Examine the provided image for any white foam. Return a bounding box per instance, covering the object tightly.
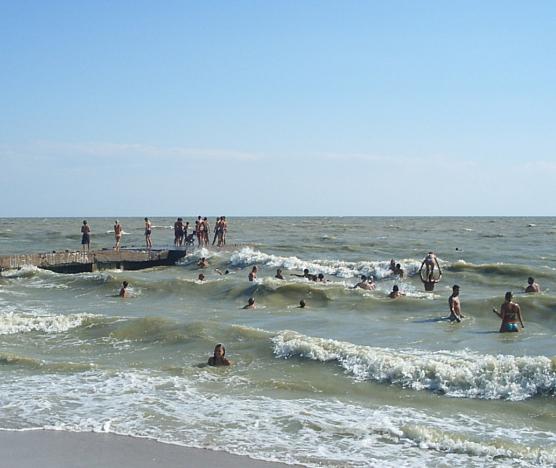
[272,331,556,400]
[0,265,42,278]
[230,247,421,279]
[1,370,553,467]
[0,311,99,335]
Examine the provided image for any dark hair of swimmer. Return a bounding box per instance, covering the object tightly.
[393,285,399,292]
[248,297,255,305]
[453,284,460,290]
[303,269,309,274]
[300,300,306,307]
[318,273,324,279]
[83,220,87,224]
[214,343,225,356]
[361,275,367,280]
[505,291,513,301]
[122,281,128,288]
[224,270,229,274]
[396,264,401,269]
[528,277,534,284]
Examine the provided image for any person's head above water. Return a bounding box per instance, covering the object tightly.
[528,277,535,285]
[299,299,306,308]
[453,284,460,291]
[360,275,367,281]
[248,297,255,305]
[392,285,399,292]
[505,291,513,301]
[122,281,128,288]
[198,273,205,281]
[83,220,87,225]
[303,269,309,275]
[213,343,225,357]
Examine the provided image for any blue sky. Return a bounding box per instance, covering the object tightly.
[1,1,555,216]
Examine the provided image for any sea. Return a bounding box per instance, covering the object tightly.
[0,217,555,467]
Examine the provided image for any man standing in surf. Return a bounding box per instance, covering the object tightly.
[448,285,464,322]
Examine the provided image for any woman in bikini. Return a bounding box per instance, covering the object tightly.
[493,292,524,332]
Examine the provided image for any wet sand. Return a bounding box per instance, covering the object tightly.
[0,430,299,467]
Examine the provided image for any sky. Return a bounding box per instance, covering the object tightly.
[1,1,555,216]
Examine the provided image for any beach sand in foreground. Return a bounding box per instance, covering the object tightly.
[0,430,300,468]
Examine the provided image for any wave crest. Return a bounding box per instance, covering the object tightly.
[230,247,421,279]
[0,312,101,335]
[272,330,556,400]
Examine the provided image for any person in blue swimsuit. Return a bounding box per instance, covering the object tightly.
[493,292,524,332]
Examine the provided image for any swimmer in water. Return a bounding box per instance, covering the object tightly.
[388,285,405,299]
[197,257,209,268]
[290,268,313,280]
[119,281,129,298]
[353,275,375,290]
[525,277,540,293]
[492,292,524,332]
[298,299,306,308]
[198,273,205,281]
[243,297,256,309]
[275,268,284,280]
[207,344,231,366]
[448,285,464,322]
[248,266,258,281]
[393,263,404,278]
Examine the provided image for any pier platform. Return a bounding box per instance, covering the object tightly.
[0,248,187,274]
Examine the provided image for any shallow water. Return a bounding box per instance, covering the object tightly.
[0,217,555,466]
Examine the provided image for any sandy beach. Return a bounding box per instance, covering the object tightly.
[0,430,298,468]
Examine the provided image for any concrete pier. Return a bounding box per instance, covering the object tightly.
[0,248,187,274]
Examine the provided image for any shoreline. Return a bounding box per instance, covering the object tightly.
[0,429,300,468]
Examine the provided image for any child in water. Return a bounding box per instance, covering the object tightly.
[207,344,231,366]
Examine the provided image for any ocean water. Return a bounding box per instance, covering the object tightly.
[0,217,555,467]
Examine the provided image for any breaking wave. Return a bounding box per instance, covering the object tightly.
[272,330,556,400]
[230,247,421,279]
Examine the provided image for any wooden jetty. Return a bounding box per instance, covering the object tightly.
[0,248,187,274]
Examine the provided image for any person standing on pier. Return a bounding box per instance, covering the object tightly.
[81,220,91,252]
[174,218,184,247]
[144,217,152,250]
[114,220,123,251]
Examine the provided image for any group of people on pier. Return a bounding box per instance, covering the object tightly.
[79,216,228,252]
